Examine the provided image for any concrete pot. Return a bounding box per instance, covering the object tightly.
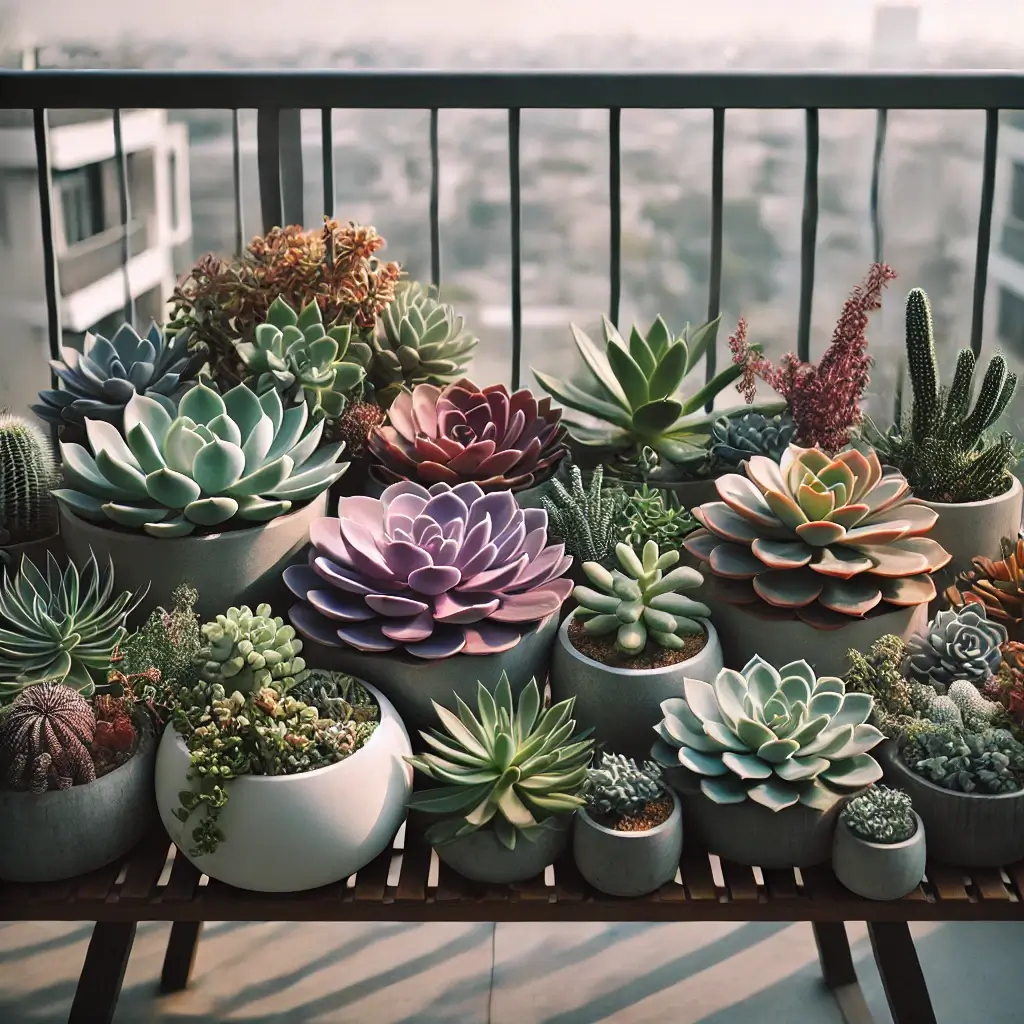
[549,613,724,759]
[884,753,1024,867]
[155,682,412,892]
[0,530,65,572]
[58,492,328,625]
[832,812,926,900]
[301,612,559,741]
[573,790,683,896]
[435,817,570,883]
[0,732,156,883]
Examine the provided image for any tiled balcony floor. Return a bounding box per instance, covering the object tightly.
[0,918,1020,1022]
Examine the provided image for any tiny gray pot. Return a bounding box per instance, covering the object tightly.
[0,732,156,882]
[302,612,559,740]
[832,812,926,901]
[550,613,724,760]
[435,818,570,883]
[573,790,683,897]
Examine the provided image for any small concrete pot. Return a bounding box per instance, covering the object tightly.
[573,790,683,897]
[435,818,570,883]
[59,492,328,624]
[832,812,926,900]
[549,613,724,760]
[0,732,156,883]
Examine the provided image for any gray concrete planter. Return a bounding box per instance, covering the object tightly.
[549,613,724,760]
[573,790,683,896]
[59,492,327,624]
[832,811,926,900]
[0,732,156,883]
[302,612,559,741]
[0,530,64,572]
[884,754,1024,867]
[435,817,570,883]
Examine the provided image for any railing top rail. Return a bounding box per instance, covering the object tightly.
[2,68,1024,110]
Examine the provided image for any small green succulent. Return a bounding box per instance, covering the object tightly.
[618,485,697,552]
[709,409,796,470]
[542,463,626,566]
[840,786,917,844]
[585,752,665,821]
[909,726,1024,794]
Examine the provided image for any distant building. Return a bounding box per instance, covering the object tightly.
[870,3,922,69]
[987,113,1024,362]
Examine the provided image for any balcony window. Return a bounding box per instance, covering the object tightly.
[57,164,104,247]
[997,287,1024,356]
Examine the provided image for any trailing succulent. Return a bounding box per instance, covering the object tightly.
[585,753,666,822]
[542,464,626,566]
[868,288,1019,503]
[684,443,950,627]
[574,541,710,655]
[0,412,58,551]
[652,657,885,812]
[285,481,572,659]
[405,674,594,850]
[709,410,796,470]
[368,379,567,494]
[840,786,917,844]
[53,381,348,537]
[946,535,1024,642]
[901,605,1006,691]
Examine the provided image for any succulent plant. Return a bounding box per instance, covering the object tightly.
[91,690,139,775]
[684,443,950,627]
[908,725,1024,793]
[234,295,371,420]
[198,604,309,694]
[840,786,917,844]
[947,679,1003,732]
[710,410,796,470]
[52,381,349,538]
[902,605,1007,690]
[542,464,626,566]
[652,656,885,811]
[368,379,567,494]
[289,669,378,725]
[574,541,710,655]
[285,480,573,658]
[370,281,479,407]
[585,752,665,820]
[843,635,921,742]
[0,551,145,700]
[617,484,697,552]
[405,674,594,850]
[946,536,1024,641]
[329,398,385,466]
[33,322,204,429]
[0,412,58,546]
[0,682,97,793]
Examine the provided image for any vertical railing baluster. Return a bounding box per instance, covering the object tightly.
[321,108,334,220]
[429,108,441,290]
[706,108,726,410]
[970,109,1000,357]
[870,109,888,265]
[797,109,820,363]
[112,108,134,324]
[609,107,622,327]
[231,109,244,255]
[279,109,304,226]
[256,109,283,233]
[508,108,522,391]
[33,108,62,391]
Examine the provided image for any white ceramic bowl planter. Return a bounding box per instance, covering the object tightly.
[155,682,413,892]
[832,812,927,901]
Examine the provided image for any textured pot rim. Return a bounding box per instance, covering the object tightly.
[577,788,681,840]
[838,810,924,852]
[889,750,1024,803]
[557,612,718,678]
[913,471,1022,510]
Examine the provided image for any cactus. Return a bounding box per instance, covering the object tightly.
[542,464,626,566]
[840,786,917,844]
[585,753,665,821]
[0,412,58,545]
[947,679,1003,732]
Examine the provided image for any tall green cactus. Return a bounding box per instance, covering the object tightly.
[0,412,58,544]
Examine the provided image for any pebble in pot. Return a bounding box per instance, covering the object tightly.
[574,752,683,897]
[405,673,595,884]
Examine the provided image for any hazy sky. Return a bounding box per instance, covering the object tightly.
[5,0,1024,47]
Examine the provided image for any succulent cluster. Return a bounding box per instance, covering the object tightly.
[53,382,348,537]
[285,481,572,658]
[685,444,950,626]
[91,690,139,775]
[585,753,665,821]
[653,657,885,812]
[869,288,1019,503]
[901,605,1006,690]
[290,669,379,725]
[840,786,917,844]
[405,674,594,850]
[542,464,626,566]
[946,536,1024,642]
[0,412,58,548]
[618,484,697,552]
[987,641,1024,729]
[843,635,922,743]
[710,410,796,470]
[908,725,1024,794]
[574,541,709,655]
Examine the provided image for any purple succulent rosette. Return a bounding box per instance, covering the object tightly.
[284,480,573,658]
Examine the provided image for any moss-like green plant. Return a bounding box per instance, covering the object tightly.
[840,786,917,844]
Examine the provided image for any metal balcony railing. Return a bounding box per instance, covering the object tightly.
[2,68,1024,398]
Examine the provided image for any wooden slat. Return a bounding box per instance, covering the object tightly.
[762,868,799,900]
[971,868,1011,901]
[926,862,970,902]
[34,879,76,901]
[680,848,718,901]
[160,850,202,903]
[509,873,550,902]
[435,861,469,902]
[353,846,394,903]
[75,860,123,903]
[119,831,172,902]
[394,837,432,904]
[720,861,760,902]
[801,864,850,903]
[551,850,589,903]
[1004,860,1024,900]
[655,872,689,903]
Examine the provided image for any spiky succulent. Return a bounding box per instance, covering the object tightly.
[684,444,950,626]
[0,412,58,546]
[575,541,710,655]
[286,480,572,658]
[234,295,370,420]
[52,381,349,538]
[946,536,1024,641]
[405,674,594,850]
[840,786,917,844]
[0,682,97,793]
[542,464,626,566]
[710,410,796,470]
[901,605,1007,690]
[0,551,145,700]
[585,752,665,820]
[368,379,567,494]
[652,656,885,811]
[371,281,478,407]
[618,485,698,552]
[33,322,204,429]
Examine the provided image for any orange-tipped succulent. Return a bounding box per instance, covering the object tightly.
[946,536,1024,640]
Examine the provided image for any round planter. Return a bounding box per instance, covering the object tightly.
[58,491,328,624]
[884,753,1024,867]
[301,611,559,741]
[549,613,724,759]
[1,530,65,572]
[573,790,683,896]
[155,682,412,892]
[832,812,926,900]
[435,818,570,883]
[0,732,156,883]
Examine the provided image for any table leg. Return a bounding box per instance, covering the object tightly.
[69,921,137,1024]
[813,921,857,987]
[160,921,204,993]
[867,921,937,1024]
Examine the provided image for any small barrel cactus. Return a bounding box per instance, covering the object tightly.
[198,604,309,694]
[0,412,58,545]
[710,410,796,469]
[585,752,665,820]
[840,786,917,844]
[947,679,1002,732]
[902,605,1007,690]
[574,540,711,655]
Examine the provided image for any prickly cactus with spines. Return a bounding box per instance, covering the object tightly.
[0,412,58,546]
